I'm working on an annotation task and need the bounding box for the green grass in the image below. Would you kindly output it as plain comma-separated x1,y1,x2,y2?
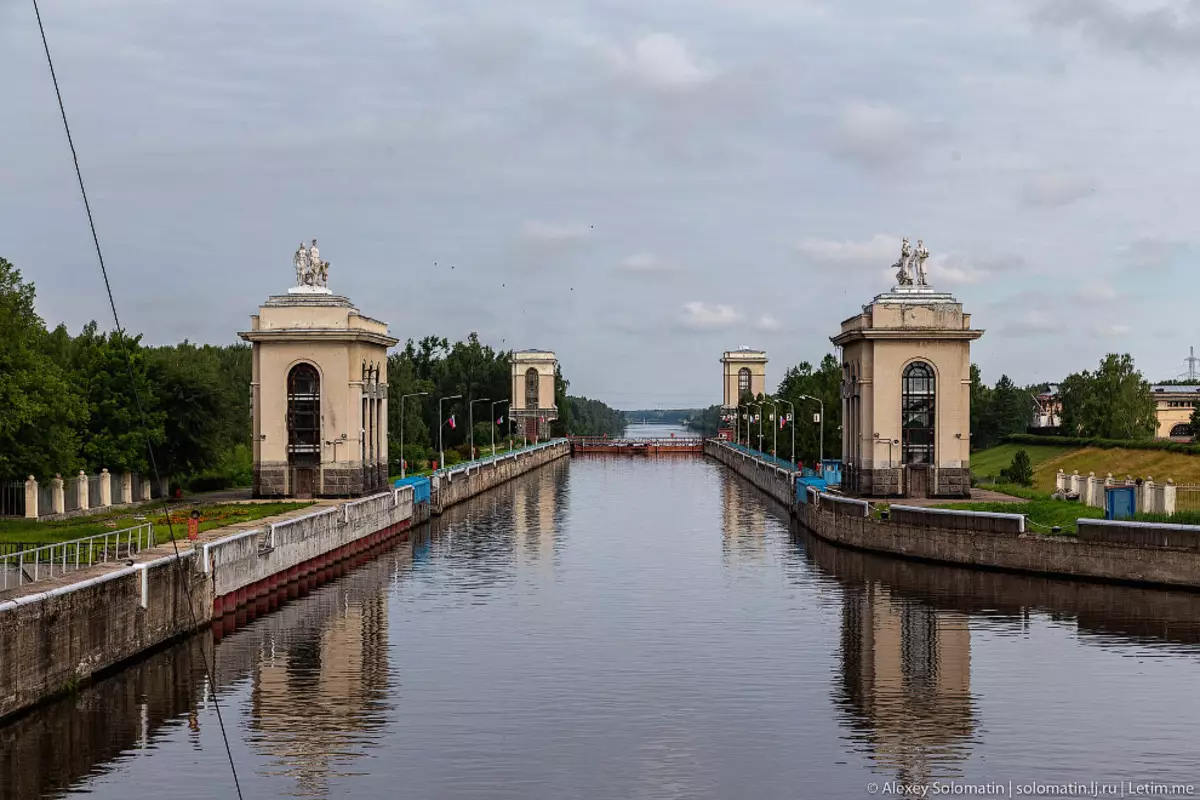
0,502,312,546
970,443,1077,484
934,496,1105,534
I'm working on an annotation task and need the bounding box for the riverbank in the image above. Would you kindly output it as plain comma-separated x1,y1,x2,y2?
705,440,1200,591
0,440,569,724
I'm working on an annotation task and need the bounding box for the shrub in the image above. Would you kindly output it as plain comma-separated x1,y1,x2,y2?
1003,433,1200,456
999,450,1034,486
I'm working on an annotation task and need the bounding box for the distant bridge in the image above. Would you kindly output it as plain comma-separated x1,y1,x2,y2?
569,437,705,454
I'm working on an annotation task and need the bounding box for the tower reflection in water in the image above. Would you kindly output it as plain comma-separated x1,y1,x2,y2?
837,581,976,786
244,586,391,797
720,471,768,563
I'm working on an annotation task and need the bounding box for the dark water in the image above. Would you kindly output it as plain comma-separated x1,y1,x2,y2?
5,431,1200,799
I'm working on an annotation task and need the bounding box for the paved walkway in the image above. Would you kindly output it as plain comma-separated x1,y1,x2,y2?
893,487,1026,506
0,502,333,603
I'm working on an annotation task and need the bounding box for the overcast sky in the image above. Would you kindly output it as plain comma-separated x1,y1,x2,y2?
2,0,1196,408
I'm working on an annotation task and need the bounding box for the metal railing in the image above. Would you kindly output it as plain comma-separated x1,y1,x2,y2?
0,523,155,590
1176,485,1200,513
725,442,799,473
0,481,25,518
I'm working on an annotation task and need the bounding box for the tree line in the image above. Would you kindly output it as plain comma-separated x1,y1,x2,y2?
1,256,625,487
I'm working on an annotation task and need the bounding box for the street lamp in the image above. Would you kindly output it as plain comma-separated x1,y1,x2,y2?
469,398,490,462
399,391,428,479
438,394,462,470
763,399,778,458
799,394,825,466
491,400,510,457
777,399,796,465
737,403,747,446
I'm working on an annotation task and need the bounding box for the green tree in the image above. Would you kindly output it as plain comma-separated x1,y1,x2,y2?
1000,449,1034,486
1190,406,1200,440
774,354,841,463
65,322,166,472
991,374,1031,440
0,258,87,478
147,342,240,478
1060,354,1157,439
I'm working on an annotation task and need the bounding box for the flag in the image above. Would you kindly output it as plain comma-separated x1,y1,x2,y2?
779,416,785,430
447,415,456,430
497,415,505,425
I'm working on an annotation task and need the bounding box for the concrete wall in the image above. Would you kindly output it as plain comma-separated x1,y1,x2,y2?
889,504,1025,534
705,440,794,507
431,440,570,514
1077,518,1200,550
797,501,1200,590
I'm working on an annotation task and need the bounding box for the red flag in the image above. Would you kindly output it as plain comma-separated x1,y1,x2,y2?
780,416,786,430
496,416,504,425
447,415,456,430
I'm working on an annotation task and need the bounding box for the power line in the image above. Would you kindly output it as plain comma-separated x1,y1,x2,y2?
30,2,244,797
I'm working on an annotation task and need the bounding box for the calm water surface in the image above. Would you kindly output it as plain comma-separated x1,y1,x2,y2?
5,425,1200,799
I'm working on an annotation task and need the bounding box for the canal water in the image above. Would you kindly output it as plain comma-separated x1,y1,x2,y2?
5,426,1200,799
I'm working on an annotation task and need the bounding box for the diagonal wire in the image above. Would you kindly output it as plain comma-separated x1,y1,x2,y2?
30,1,245,797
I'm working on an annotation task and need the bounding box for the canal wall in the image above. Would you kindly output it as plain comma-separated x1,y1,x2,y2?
704,440,794,507
0,441,567,724
707,439,1200,590
431,440,570,514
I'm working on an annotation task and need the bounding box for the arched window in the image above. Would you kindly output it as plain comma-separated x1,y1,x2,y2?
1170,423,1194,439
738,368,751,398
287,364,320,461
525,368,539,409
901,362,935,465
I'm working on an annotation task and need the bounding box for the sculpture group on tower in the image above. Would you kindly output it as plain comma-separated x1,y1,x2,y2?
893,237,930,287
293,239,329,289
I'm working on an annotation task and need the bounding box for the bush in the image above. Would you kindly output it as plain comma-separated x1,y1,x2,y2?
999,449,1034,486
1003,433,1200,455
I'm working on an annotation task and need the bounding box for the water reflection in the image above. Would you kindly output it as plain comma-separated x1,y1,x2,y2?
720,470,768,564
836,582,975,785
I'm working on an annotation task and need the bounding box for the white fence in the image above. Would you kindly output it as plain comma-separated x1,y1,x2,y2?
1055,470,1178,515
16,471,167,520
0,523,156,590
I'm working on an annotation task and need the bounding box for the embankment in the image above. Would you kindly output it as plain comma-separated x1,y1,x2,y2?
0,440,568,723
706,440,1200,591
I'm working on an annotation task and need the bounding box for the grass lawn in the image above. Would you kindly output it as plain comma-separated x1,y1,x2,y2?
0,502,312,547
969,443,1077,485
935,498,1104,534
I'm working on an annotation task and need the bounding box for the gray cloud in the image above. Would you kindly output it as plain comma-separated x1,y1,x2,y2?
1020,170,1099,207
826,102,923,169
1034,0,1200,61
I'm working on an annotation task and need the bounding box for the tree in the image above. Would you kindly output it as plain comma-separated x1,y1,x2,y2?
991,375,1030,440
148,342,239,478
65,322,166,473
551,365,571,437
1000,449,1033,486
1190,406,1200,441
774,354,842,463
1060,354,1157,439
0,258,87,479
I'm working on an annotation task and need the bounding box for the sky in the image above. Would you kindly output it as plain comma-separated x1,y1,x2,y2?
1,0,1197,409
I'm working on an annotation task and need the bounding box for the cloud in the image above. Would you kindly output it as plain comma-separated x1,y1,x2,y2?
796,233,898,269
1120,238,1189,271
827,102,920,169
1076,284,1120,302
519,220,593,244
678,301,740,330
1001,309,1064,338
1021,170,1099,207
604,33,716,92
1034,0,1200,62
1091,322,1133,337
756,314,782,332
616,252,683,272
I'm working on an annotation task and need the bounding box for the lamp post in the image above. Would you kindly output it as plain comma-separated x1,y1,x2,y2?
777,399,796,465
763,399,778,457
491,400,510,457
438,394,462,470
737,403,747,446
799,394,825,466
399,391,428,479
469,398,490,462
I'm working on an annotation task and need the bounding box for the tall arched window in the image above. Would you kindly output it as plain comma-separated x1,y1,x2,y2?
287,364,321,461
525,368,540,409
738,368,751,398
901,362,935,464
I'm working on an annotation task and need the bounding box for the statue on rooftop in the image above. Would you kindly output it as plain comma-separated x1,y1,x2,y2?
913,239,930,286
292,239,329,288
894,237,914,286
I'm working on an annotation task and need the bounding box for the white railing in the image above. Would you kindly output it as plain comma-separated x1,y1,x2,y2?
0,523,155,590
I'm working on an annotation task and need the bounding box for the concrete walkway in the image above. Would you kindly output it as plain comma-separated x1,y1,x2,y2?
0,502,332,602
892,487,1026,506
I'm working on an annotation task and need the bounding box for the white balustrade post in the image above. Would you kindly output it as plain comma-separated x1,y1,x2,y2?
76,470,89,510
1142,478,1155,514
1071,470,1082,496
1164,479,1177,516
1085,472,1097,507
121,472,133,504
99,468,112,507
24,476,38,519
139,474,151,502
51,475,65,515
1056,469,1066,492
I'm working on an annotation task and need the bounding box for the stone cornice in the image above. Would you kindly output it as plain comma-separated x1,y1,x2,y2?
831,328,984,347
238,328,399,348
